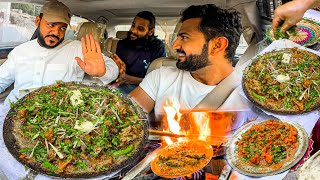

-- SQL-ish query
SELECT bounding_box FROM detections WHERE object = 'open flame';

[189,112,211,141]
[163,99,182,135]
[162,98,233,146]
[162,99,183,145]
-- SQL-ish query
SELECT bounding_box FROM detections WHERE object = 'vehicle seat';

[104,31,128,55]
[146,22,181,75]
[146,58,176,75]
[77,22,107,51]
[76,22,107,85]
[165,22,181,59]
[116,31,128,39]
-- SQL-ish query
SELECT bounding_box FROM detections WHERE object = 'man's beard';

[176,43,210,72]
[36,27,64,49]
[125,31,152,50]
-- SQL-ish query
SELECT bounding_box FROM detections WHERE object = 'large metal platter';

[3,82,148,178]
[242,48,320,115]
[226,119,308,177]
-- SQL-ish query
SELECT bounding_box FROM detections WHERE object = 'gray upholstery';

[116,31,128,39]
[146,57,177,75]
[105,37,120,54]
[77,22,107,51]
[104,31,128,55]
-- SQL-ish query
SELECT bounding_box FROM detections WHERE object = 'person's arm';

[0,51,16,93]
[98,54,119,84]
[122,75,142,84]
[112,74,143,87]
[272,0,320,32]
[75,34,106,77]
[75,34,119,84]
[129,86,155,113]
[128,68,162,113]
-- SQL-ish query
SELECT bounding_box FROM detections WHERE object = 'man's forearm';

[97,55,119,84]
[125,75,143,85]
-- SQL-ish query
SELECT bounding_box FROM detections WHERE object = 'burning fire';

[189,112,211,141]
[162,99,182,145]
[162,99,233,146]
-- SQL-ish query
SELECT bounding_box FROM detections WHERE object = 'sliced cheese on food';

[74,120,95,133]
[282,53,291,64]
[70,90,84,106]
[276,74,290,83]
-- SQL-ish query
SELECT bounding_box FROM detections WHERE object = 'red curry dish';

[243,47,320,114]
[235,120,298,172]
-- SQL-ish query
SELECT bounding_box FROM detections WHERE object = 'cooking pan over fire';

[151,140,213,178]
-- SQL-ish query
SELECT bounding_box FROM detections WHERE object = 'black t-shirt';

[116,38,166,78]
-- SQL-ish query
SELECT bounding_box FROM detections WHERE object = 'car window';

[0,2,39,47]
[0,2,89,47]
[66,16,89,40]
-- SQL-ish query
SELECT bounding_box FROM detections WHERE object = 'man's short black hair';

[181,4,242,63]
[136,11,156,30]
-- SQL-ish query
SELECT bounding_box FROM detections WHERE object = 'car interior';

[1,1,320,180]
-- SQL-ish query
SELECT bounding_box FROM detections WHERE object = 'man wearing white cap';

[0,0,119,105]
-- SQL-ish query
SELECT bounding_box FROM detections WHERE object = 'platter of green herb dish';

[242,47,320,115]
[3,81,148,178]
[266,19,320,47]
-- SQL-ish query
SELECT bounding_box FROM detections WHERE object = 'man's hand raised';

[75,34,106,77]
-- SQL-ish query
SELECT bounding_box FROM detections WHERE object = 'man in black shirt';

[111,11,166,94]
